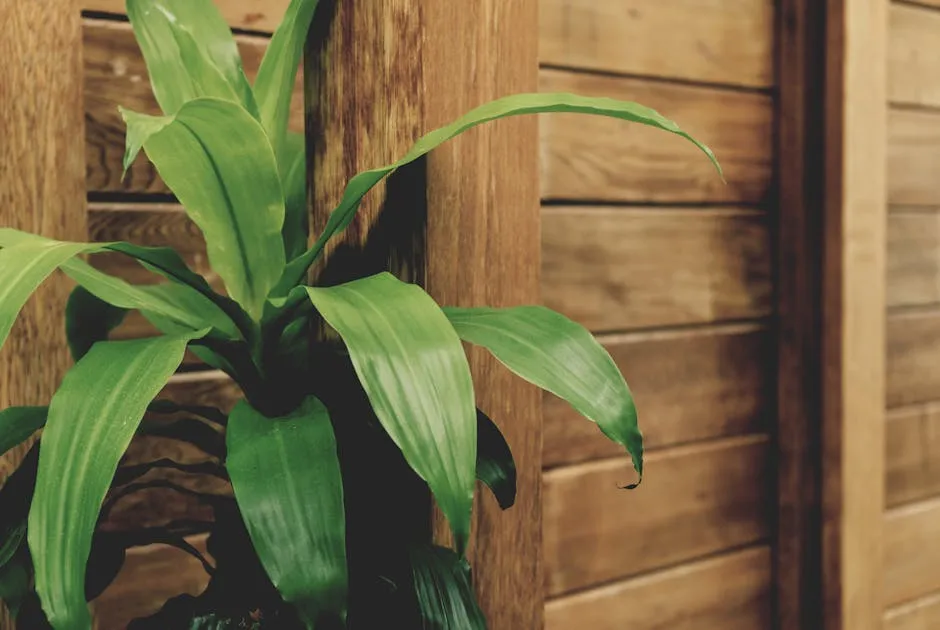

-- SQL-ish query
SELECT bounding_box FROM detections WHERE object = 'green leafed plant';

[0,0,721,627]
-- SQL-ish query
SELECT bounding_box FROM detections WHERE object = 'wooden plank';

[888,107,940,207]
[888,212,940,308]
[83,0,289,32]
[884,498,940,608]
[885,592,940,630]
[541,207,772,332]
[543,434,769,597]
[83,19,303,195]
[539,69,773,204]
[545,546,772,630]
[821,1,887,629]
[308,2,541,627]
[889,3,940,108]
[0,0,87,624]
[538,0,774,89]
[544,323,770,468]
[887,310,940,409]
[887,403,940,508]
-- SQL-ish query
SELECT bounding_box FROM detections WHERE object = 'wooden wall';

[884,1,940,626]
[538,1,775,628]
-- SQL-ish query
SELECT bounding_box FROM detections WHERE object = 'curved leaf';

[0,556,30,620]
[65,286,128,361]
[120,99,286,319]
[444,305,643,485]
[278,92,722,290]
[227,396,347,627]
[305,274,476,552]
[280,132,309,260]
[475,410,515,510]
[409,545,485,630]
[126,0,256,115]
[28,333,202,629]
[0,407,46,460]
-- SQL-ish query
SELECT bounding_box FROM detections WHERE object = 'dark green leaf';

[0,523,25,570]
[0,407,46,460]
[475,410,515,510]
[279,132,309,260]
[305,273,476,552]
[227,396,347,627]
[0,556,30,619]
[444,305,643,485]
[28,333,202,628]
[410,545,485,630]
[278,92,721,290]
[65,286,128,361]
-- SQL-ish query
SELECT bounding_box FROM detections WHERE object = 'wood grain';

[543,434,769,597]
[83,0,289,32]
[544,323,770,468]
[888,212,940,308]
[885,498,940,608]
[545,546,772,630]
[83,19,303,194]
[0,0,87,624]
[821,2,887,629]
[887,403,940,508]
[889,3,940,108]
[541,207,772,332]
[307,2,542,628]
[888,107,940,207]
[539,69,773,204]
[539,0,774,89]
[885,591,940,630]
[887,309,940,409]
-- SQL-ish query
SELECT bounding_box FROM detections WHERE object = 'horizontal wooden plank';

[887,310,940,408]
[539,0,774,89]
[544,323,770,467]
[545,546,771,630]
[543,434,769,596]
[888,212,940,308]
[83,0,289,32]
[92,534,210,630]
[84,19,303,194]
[890,3,940,108]
[885,497,940,607]
[542,207,772,332]
[887,402,940,508]
[886,591,940,630]
[888,107,940,207]
[539,69,773,204]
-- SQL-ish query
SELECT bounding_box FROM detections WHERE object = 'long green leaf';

[305,273,476,552]
[126,0,256,115]
[280,132,309,260]
[444,305,643,485]
[0,556,30,620]
[28,333,202,629]
[253,0,318,154]
[410,545,486,630]
[227,396,347,627]
[278,92,722,290]
[65,286,128,361]
[121,98,286,319]
[0,407,46,460]
[475,410,515,510]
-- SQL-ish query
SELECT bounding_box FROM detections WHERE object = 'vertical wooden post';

[0,0,87,626]
[307,1,541,628]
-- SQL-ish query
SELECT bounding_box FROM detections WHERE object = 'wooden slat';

[544,323,770,468]
[543,434,769,597]
[538,0,774,89]
[887,310,940,409]
[899,0,940,9]
[545,546,772,630]
[888,212,940,308]
[888,107,940,207]
[541,207,772,332]
[889,3,940,108]
[884,498,940,608]
[83,19,303,195]
[83,0,289,32]
[887,403,940,508]
[885,592,940,630]
[539,69,773,204]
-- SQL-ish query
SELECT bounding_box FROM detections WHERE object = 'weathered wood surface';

[889,2,940,108]
[888,107,940,207]
[887,403,940,508]
[887,310,940,409]
[885,498,940,608]
[545,546,772,630]
[539,0,774,89]
[540,69,773,204]
[885,591,940,630]
[888,212,940,308]
[83,0,289,32]
[543,434,769,597]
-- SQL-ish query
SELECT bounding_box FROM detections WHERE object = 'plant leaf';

[278,92,722,290]
[0,556,30,620]
[227,396,347,627]
[444,305,643,485]
[475,410,515,510]
[28,333,202,629]
[65,286,128,361]
[0,407,46,460]
[410,545,486,630]
[253,0,318,154]
[305,273,476,552]
[279,132,309,260]
[126,0,256,116]
[120,99,286,319]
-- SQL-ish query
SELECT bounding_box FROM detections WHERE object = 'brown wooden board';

[544,323,770,468]
[541,207,772,332]
[544,546,772,630]
[83,0,289,32]
[888,107,940,207]
[888,212,940,308]
[885,592,940,630]
[887,309,940,409]
[539,69,773,204]
[543,434,769,597]
[539,0,774,89]
[889,3,940,108]
[884,498,940,608]
[887,403,940,508]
